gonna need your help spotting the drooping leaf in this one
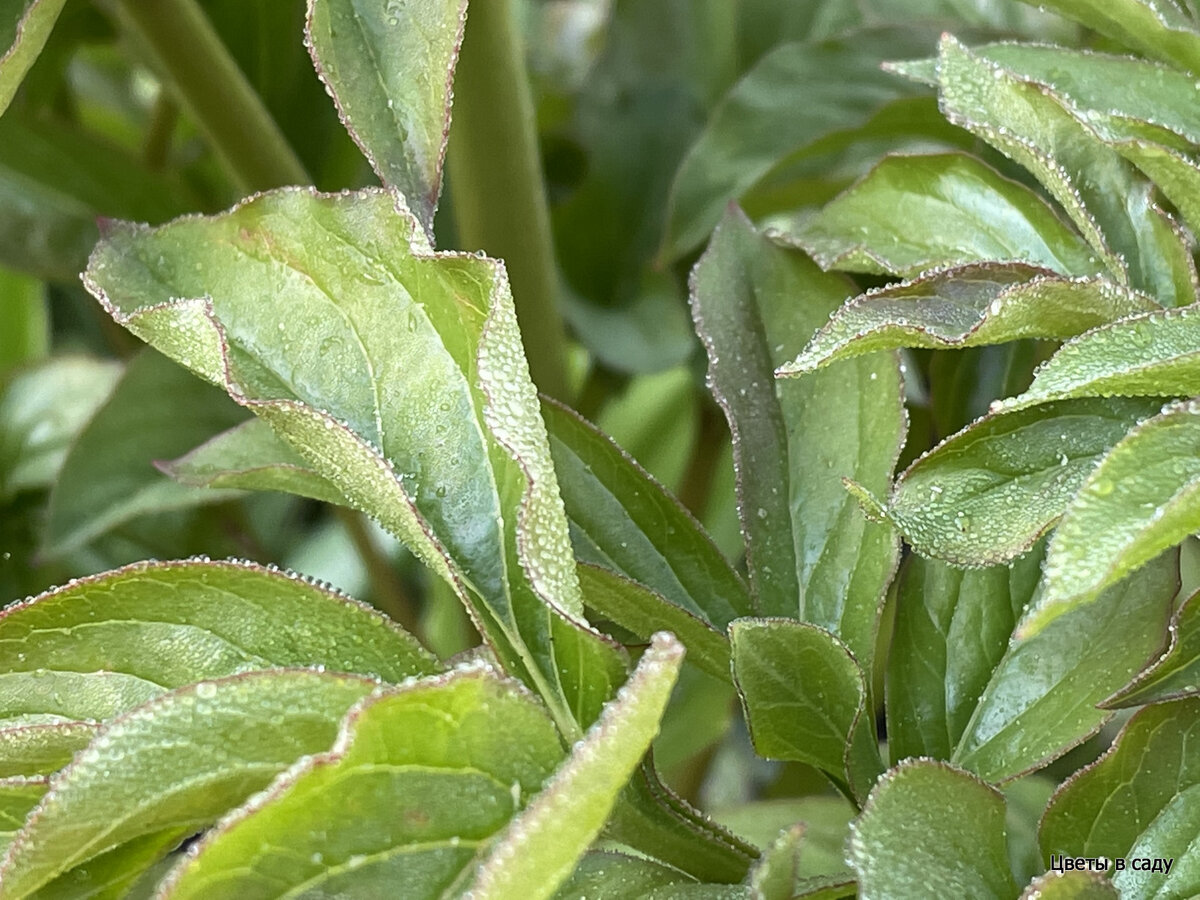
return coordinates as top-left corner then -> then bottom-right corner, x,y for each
1107,588 -> 1200,707
730,618 -> 880,802
887,397 -> 1161,566
1018,0 -> 1200,75
886,545 -> 1043,762
953,552 -> 1177,782
691,206 -> 903,677
933,34 -> 1197,308
305,0 -> 467,234
464,633 -> 684,900
0,558 -> 438,723
1018,871 -> 1119,899
1040,698 -> 1200,863
1023,400 -> 1200,635
82,186 -> 618,735
0,0 -> 68,115
786,153 -> 1103,278
848,760 -> 1016,900
1111,784 -> 1200,899
779,264 -> 1152,376
662,31 -> 925,260
43,349 -> 249,557
1004,306 -> 1200,409
160,666 -> 566,898
0,356 -> 120,500
0,670 -> 378,896
544,397 -> 750,630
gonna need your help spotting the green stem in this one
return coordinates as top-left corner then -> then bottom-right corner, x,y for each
445,0 -> 570,401
113,0 -> 309,192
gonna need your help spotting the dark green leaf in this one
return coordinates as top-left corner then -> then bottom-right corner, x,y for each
0,267 -> 47,374
1111,783 -> 1200,899
788,153 -> 1103,278
1040,698 -> 1200,863
953,553 -> 1177,782
730,618 -> 880,801
1107,588 -> 1200,707
780,264 -> 1152,375
545,397 -> 750,630
691,207 -> 903,677
0,0 -> 67,115
0,670 -> 377,896
305,0 -> 466,232
848,760 -> 1015,900
43,350 -> 248,556
888,397 -> 1161,566
887,545 -> 1043,762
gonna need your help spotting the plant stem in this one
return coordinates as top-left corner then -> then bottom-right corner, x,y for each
445,0 -> 570,401
113,0 -> 309,192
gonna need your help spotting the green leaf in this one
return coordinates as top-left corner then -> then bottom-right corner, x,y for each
0,669 -> 378,896
745,826 -> 856,900
848,760 -> 1016,900
464,632 -> 684,899
730,618 -> 880,801
779,264 -> 1152,376
886,545 -> 1043,762
82,186 -> 615,736
0,558 -> 438,722
934,34 -> 1197,308
953,553 -> 1177,782
305,0 -> 466,233
1023,400 -> 1200,635
160,665 -> 566,899
1018,871 -> 1119,899
43,350 -> 248,557
1107,588 -> 1200,707
577,564 -> 730,683
1040,698 -> 1200,862
713,796 -> 855,880
0,0 -> 68,115
691,206 -> 903,677
0,722 -> 95,777
1005,306 -> 1200,409
544,397 -> 750,630
1018,0 -> 1200,75
662,31 -> 924,260
1111,783 -> 1200,899
787,153 -> 1103,278
0,267 -> 47,375
887,397 -> 1161,566
552,852 -> 748,900
0,356 -> 121,500
0,777 -> 44,856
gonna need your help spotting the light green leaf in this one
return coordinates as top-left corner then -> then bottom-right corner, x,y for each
953,553 -> 1177,782
0,356 -> 121,500
552,852 -> 748,899
787,153 -> 1103,278
691,206 -> 903,677
1005,306 -> 1200,409
1040,698 -> 1200,863
848,760 -> 1016,900
305,0 -> 466,233
1024,401 -> 1200,635
713,796 -> 855,880
1111,783 -> 1200,899
1017,0 -> 1200,75
745,826 -> 856,900
0,267 -> 47,374
0,670 -> 378,897
161,417 -> 349,506
83,186 -> 616,735
730,618 -> 880,801
0,558 -> 438,722
887,397 -> 1161,566
0,722 -> 95,777
43,350 -> 248,557
887,545 -> 1043,763
0,777 -> 44,856
1106,588 -> 1200,707
1018,870 -> 1119,899
544,397 -> 750,631
0,0 -> 67,115
934,34 -> 1197,308
160,666 -> 565,899
464,632 -> 683,900
662,31 -> 925,260
780,264 -> 1152,376
577,564 -> 730,683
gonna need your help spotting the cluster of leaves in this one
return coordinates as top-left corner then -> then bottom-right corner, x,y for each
3,0 -> 1200,897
